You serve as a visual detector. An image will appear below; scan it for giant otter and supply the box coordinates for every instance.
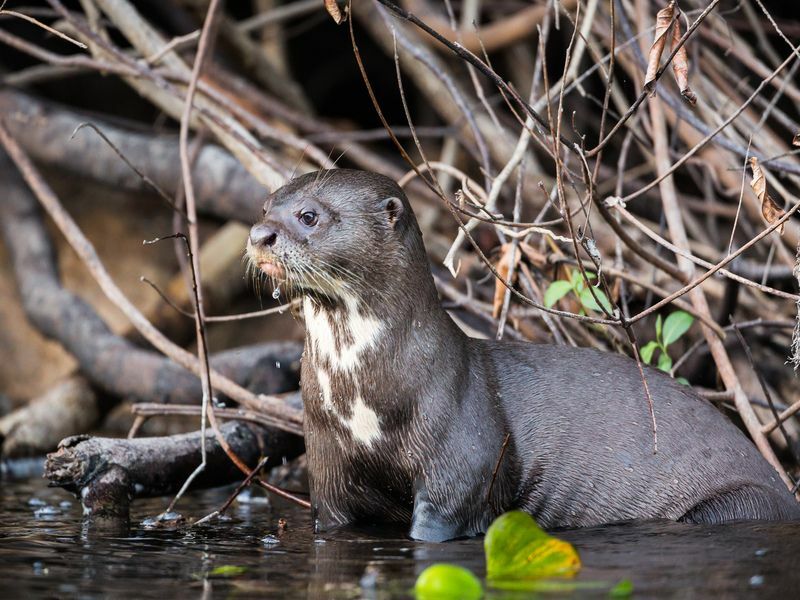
[246,169,800,542]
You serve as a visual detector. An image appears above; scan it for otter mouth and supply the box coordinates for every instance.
[257,260,286,279]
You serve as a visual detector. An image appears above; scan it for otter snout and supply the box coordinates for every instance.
[249,223,278,248]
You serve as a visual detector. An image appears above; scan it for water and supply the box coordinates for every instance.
[1,478,799,598]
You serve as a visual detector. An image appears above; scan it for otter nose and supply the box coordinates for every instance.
[250,223,277,248]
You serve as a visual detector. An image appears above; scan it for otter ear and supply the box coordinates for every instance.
[381,196,404,229]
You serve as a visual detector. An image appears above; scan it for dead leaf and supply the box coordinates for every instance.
[324,0,346,24]
[493,244,521,319]
[669,15,696,105]
[749,157,786,234]
[793,133,800,147]
[644,1,677,95]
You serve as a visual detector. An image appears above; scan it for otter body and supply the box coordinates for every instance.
[248,169,800,542]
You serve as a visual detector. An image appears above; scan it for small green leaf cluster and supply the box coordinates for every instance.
[544,271,613,315]
[640,311,694,382]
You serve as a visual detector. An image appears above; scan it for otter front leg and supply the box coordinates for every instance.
[409,480,483,542]
[311,495,352,533]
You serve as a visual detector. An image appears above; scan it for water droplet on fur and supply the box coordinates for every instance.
[272,286,281,300]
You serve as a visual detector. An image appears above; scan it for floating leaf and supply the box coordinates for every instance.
[749,157,786,234]
[640,340,659,365]
[644,1,677,95]
[208,565,248,578]
[485,511,581,582]
[610,579,635,597]
[493,244,520,318]
[669,14,696,105]
[544,280,572,308]
[662,311,694,346]
[414,564,482,600]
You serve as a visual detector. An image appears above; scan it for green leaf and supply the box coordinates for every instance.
[578,288,613,314]
[676,377,690,386]
[657,351,673,372]
[610,579,634,597]
[208,565,248,578]
[485,511,581,582]
[655,314,663,342]
[640,341,659,365]
[544,280,573,308]
[414,564,482,600]
[662,311,694,347]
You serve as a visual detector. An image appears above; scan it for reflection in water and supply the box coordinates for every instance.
[1,479,799,598]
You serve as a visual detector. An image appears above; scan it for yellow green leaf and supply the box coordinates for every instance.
[485,511,581,582]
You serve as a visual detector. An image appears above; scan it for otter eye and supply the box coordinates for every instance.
[299,210,319,227]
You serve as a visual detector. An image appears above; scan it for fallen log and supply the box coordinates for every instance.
[0,155,301,406]
[45,419,304,519]
[0,89,265,223]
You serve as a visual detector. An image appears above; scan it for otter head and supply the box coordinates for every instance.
[246,169,421,304]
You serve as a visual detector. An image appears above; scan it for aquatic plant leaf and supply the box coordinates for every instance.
[640,341,659,365]
[610,578,635,597]
[414,563,482,600]
[544,280,572,308]
[208,565,248,578]
[644,1,677,95]
[662,311,694,346]
[749,157,786,234]
[485,511,581,581]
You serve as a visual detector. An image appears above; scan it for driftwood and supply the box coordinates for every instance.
[45,419,304,519]
[0,377,99,458]
[0,89,264,223]
[0,159,302,403]
[0,158,303,456]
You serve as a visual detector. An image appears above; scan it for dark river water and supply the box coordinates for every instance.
[1,476,799,598]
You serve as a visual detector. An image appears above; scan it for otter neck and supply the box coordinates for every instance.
[300,265,465,392]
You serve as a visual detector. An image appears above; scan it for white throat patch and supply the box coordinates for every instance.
[305,295,385,447]
[303,295,384,373]
[314,367,382,447]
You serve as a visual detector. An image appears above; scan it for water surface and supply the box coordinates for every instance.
[1,478,798,598]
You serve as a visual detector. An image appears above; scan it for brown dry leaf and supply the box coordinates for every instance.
[669,15,696,105]
[493,244,521,319]
[324,0,346,24]
[644,1,677,95]
[793,132,800,147]
[749,157,786,234]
